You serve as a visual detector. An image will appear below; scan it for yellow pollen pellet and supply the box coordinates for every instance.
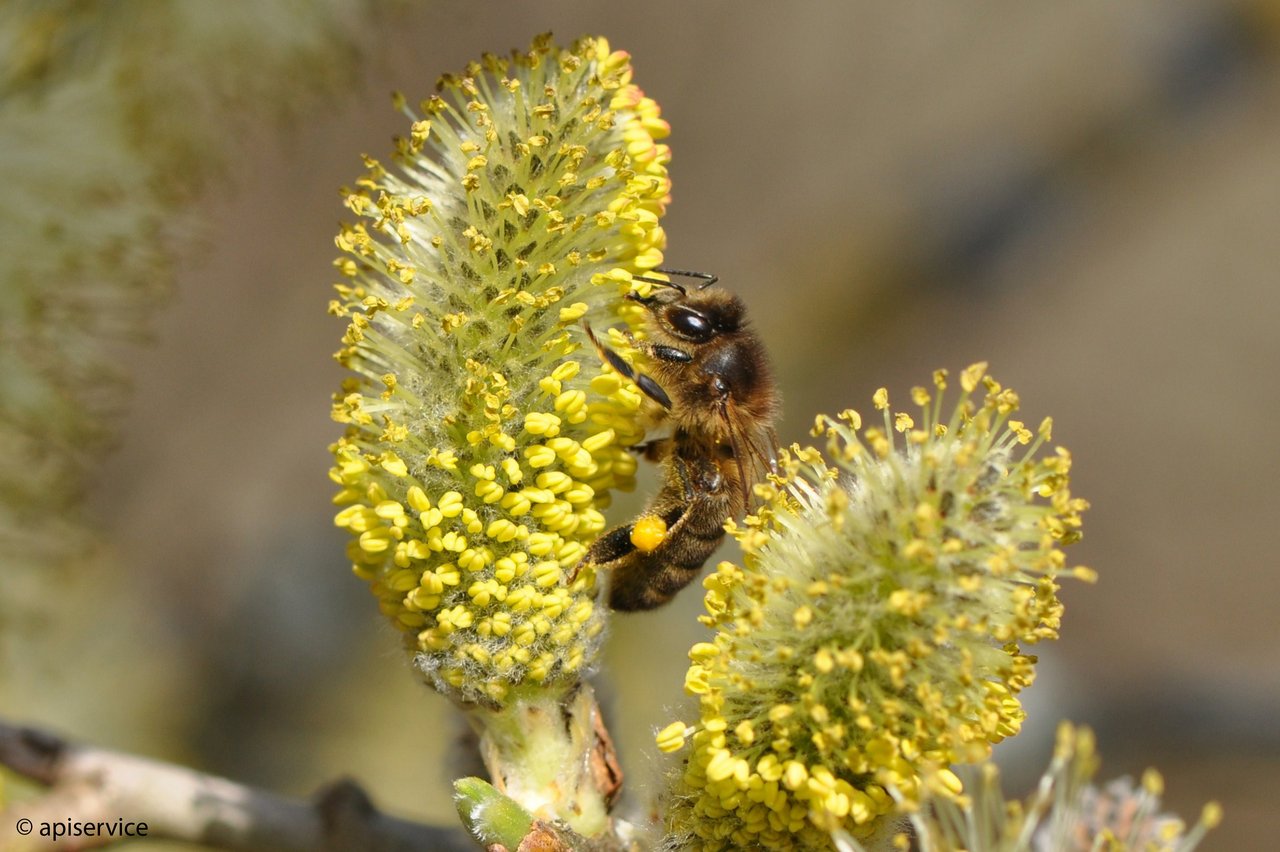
[630,515,667,553]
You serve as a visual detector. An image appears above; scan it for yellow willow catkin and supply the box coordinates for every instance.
[329,35,669,707]
[663,365,1093,850]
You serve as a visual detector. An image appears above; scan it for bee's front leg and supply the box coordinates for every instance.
[620,331,692,366]
[630,437,671,463]
[583,323,673,410]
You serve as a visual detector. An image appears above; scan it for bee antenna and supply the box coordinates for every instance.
[655,268,720,290]
[632,274,686,296]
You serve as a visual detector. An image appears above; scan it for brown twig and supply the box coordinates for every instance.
[0,718,474,851]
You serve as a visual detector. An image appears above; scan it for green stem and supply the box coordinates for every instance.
[468,681,620,838]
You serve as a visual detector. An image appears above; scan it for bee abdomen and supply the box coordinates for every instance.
[608,563,698,610]
[607,529,724,611]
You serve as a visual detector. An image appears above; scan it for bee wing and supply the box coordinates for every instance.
[721,401,779,507]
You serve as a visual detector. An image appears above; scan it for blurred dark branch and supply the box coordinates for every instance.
[0,718,474,851]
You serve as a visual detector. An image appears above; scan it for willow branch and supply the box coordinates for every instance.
[0,718,473,851]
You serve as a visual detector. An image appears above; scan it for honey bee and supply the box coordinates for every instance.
[578,269,779,611]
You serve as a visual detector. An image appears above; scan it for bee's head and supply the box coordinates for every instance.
[631,286,744,344]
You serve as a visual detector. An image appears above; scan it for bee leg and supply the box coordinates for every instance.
[583,322,673,410]
[628,338,692,364]
[611,327,692,367]
[569,522,636,583]
[582,522,637,564]
[630,438,671,463]
[669,450,698,501]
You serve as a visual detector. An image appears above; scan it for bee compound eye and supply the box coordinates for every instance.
[669,307,712,340]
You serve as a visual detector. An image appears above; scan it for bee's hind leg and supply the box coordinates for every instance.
[568,522,636,583]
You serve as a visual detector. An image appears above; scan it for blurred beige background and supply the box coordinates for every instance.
[5,2,1278,848]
